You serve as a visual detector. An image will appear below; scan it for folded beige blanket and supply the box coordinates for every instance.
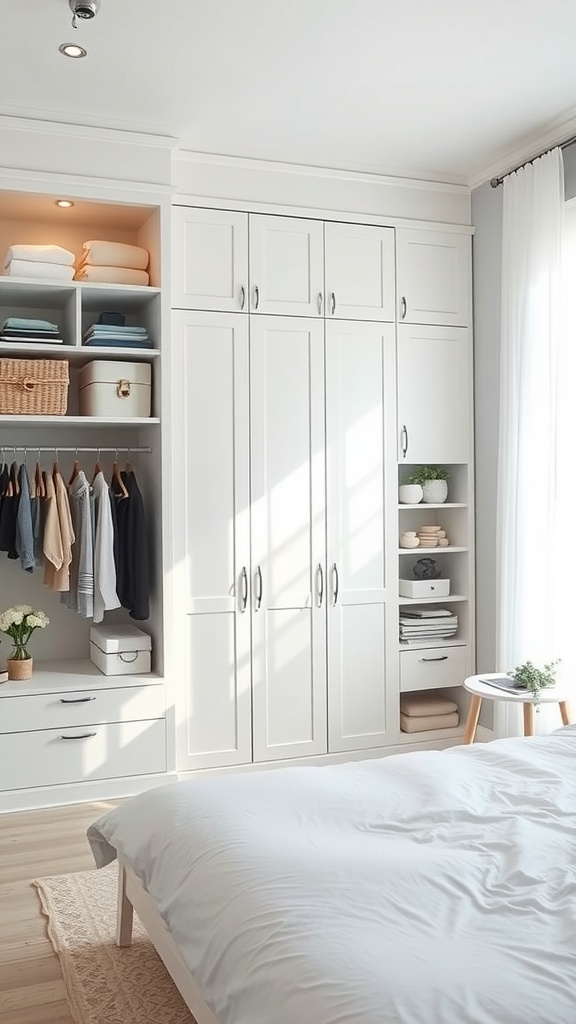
[400,694,459,717]
[5,244,75,266]
[79,240,149,271]
[400,711,459,733]
[4,259,75,281]
[74,265,150,286]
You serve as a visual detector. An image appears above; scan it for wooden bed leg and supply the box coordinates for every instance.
[559,701,571,726]
[116,864,134,947]
[523,703,535,737]
[464,694,482,744]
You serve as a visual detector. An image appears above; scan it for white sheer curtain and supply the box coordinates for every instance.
[495,147,575,737]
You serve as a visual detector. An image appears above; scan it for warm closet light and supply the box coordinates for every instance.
[59,43,87,58]
[55,200,75,208]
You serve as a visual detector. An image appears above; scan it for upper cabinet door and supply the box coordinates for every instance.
[396,229,471,327]
[171,207,249,312]
[249,215,324,316]
[324,222,395,322]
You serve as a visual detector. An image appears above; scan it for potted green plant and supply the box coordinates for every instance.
[405,465,450,504]
[510,659,560,706]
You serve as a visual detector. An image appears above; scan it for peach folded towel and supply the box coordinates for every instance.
[5,244,75,266]
[4,259,75,281]
[74,265,150,286]
[400,711,459,733]
[78,240,149,271]
[400,694,458,717]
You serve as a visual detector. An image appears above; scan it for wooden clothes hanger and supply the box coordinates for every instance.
[68,451,81,486]
[112,454,129,499]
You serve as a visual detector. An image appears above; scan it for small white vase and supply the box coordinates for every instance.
[398,484,423,504]
[422,479,448,504]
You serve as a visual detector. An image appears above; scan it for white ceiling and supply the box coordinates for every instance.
[2,0,576,187]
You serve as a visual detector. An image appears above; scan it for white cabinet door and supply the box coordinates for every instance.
[396,229,471,327]
[324,222,395,321]
[172,312,252,770]
[171,207,249,312]
[249,215,324,316]
[397,325,471,464]
[326,321,396,752]
[250,316,327,761]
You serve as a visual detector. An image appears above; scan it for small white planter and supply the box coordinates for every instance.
[422,479,448,503]
[399,483,423,504]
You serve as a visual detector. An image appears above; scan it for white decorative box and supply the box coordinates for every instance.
[79,360,152,417]
[399,578,450,598]
[90,624,152,676]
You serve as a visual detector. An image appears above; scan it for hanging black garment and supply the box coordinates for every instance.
[110,469,150,620]
[0,462,20,559]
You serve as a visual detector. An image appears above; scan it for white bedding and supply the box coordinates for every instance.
[88,730,576,1024]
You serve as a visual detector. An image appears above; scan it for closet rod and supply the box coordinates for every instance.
[0,446,152,454]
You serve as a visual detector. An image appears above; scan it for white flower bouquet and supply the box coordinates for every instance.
[0,605,49,661]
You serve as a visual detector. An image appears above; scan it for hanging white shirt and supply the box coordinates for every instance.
[92,471,120,623]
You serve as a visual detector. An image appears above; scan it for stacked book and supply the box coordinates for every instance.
[0,317,63,343]
[83,324,152,349]
[399,606,458,644]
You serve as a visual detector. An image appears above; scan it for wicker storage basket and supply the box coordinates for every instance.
[0,358,69,415]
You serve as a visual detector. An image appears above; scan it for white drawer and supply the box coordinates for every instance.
[400,646,468,692]
[0,718,166,791]
[0,684,165,735]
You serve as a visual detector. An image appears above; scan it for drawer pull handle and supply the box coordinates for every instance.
[59,696,96,704]
[419,656,448,662]
[119,652,139,663]
[60,732,97,740]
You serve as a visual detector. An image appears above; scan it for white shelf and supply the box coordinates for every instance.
[0,415,160,425]
[399,594,467,604]
[398,502,467,509]
[0,277,160,307]
[398,725,465,742]
[0,343,160,360]
[398,546,468,554]
[0,658,163,698]
[399,638,467,651]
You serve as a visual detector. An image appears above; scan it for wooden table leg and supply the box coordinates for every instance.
[559,701,571,726]
[464,694,482,744]
[523,703,535,737]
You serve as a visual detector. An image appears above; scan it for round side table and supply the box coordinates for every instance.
[463,673,572,744]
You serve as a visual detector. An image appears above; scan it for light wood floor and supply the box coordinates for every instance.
[0,800,118,1024]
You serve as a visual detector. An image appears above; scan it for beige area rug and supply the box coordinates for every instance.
[33,865,196,1024]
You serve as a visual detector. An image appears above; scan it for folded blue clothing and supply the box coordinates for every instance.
[83,337,153,348]
[85,323,147,333]
[3,317,59,331]
[98,312,126,326]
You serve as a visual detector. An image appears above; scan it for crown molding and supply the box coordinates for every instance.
[174,148,471,195]
[0,112,177,150]
[0,165,172,198]
[468,106,576,190]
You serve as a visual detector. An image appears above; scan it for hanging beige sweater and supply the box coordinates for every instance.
[42,471,63,589]
[50,468,75,592]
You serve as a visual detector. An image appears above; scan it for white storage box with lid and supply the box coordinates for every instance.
[79,360,152,417]
[399,578,451,598]
[90,624,152,675]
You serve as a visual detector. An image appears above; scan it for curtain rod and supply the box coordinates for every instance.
[0,446,152,454]
[490,133,576,188]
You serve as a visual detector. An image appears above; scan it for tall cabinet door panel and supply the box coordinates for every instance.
[324,222,395,321]
[171,208,249,312]
[250,316,327,761]
[397,325,471,464]
[396,229,471,327]
[172,312,252,770]
[326,321,396,752]
[249,215,324,316]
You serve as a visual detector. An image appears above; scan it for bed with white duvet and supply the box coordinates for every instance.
[88,729,576,1024]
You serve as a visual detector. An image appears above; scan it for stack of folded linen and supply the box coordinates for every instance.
[0,317,63,343]
[3,244,75,281]
[400,692,459,733]
[74,240,150,286]
[83,324,152,348]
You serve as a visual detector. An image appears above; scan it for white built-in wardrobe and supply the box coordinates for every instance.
[171,208,474,772]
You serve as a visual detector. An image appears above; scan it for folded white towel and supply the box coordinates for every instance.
[74,265,150,286]
[79,240,149,271]
[4,260,75,281]
[5,244,75,267]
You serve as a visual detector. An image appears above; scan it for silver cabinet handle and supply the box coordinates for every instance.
[332,563,339,606]
[400,296,407,320]
[240,566,248,612]
[240,286,246,310]
[330,292,336,316]
[255,565,263,610]
[254,285,260,310]
[317,563,324,608]
[60,732,97,740]
[317,292,323,315]
[59,696,96,704]
[401,424,408,458]
[419,656,448,662]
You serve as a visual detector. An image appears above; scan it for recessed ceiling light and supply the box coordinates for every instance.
[59,43,87,58]
[55,200,75,209]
